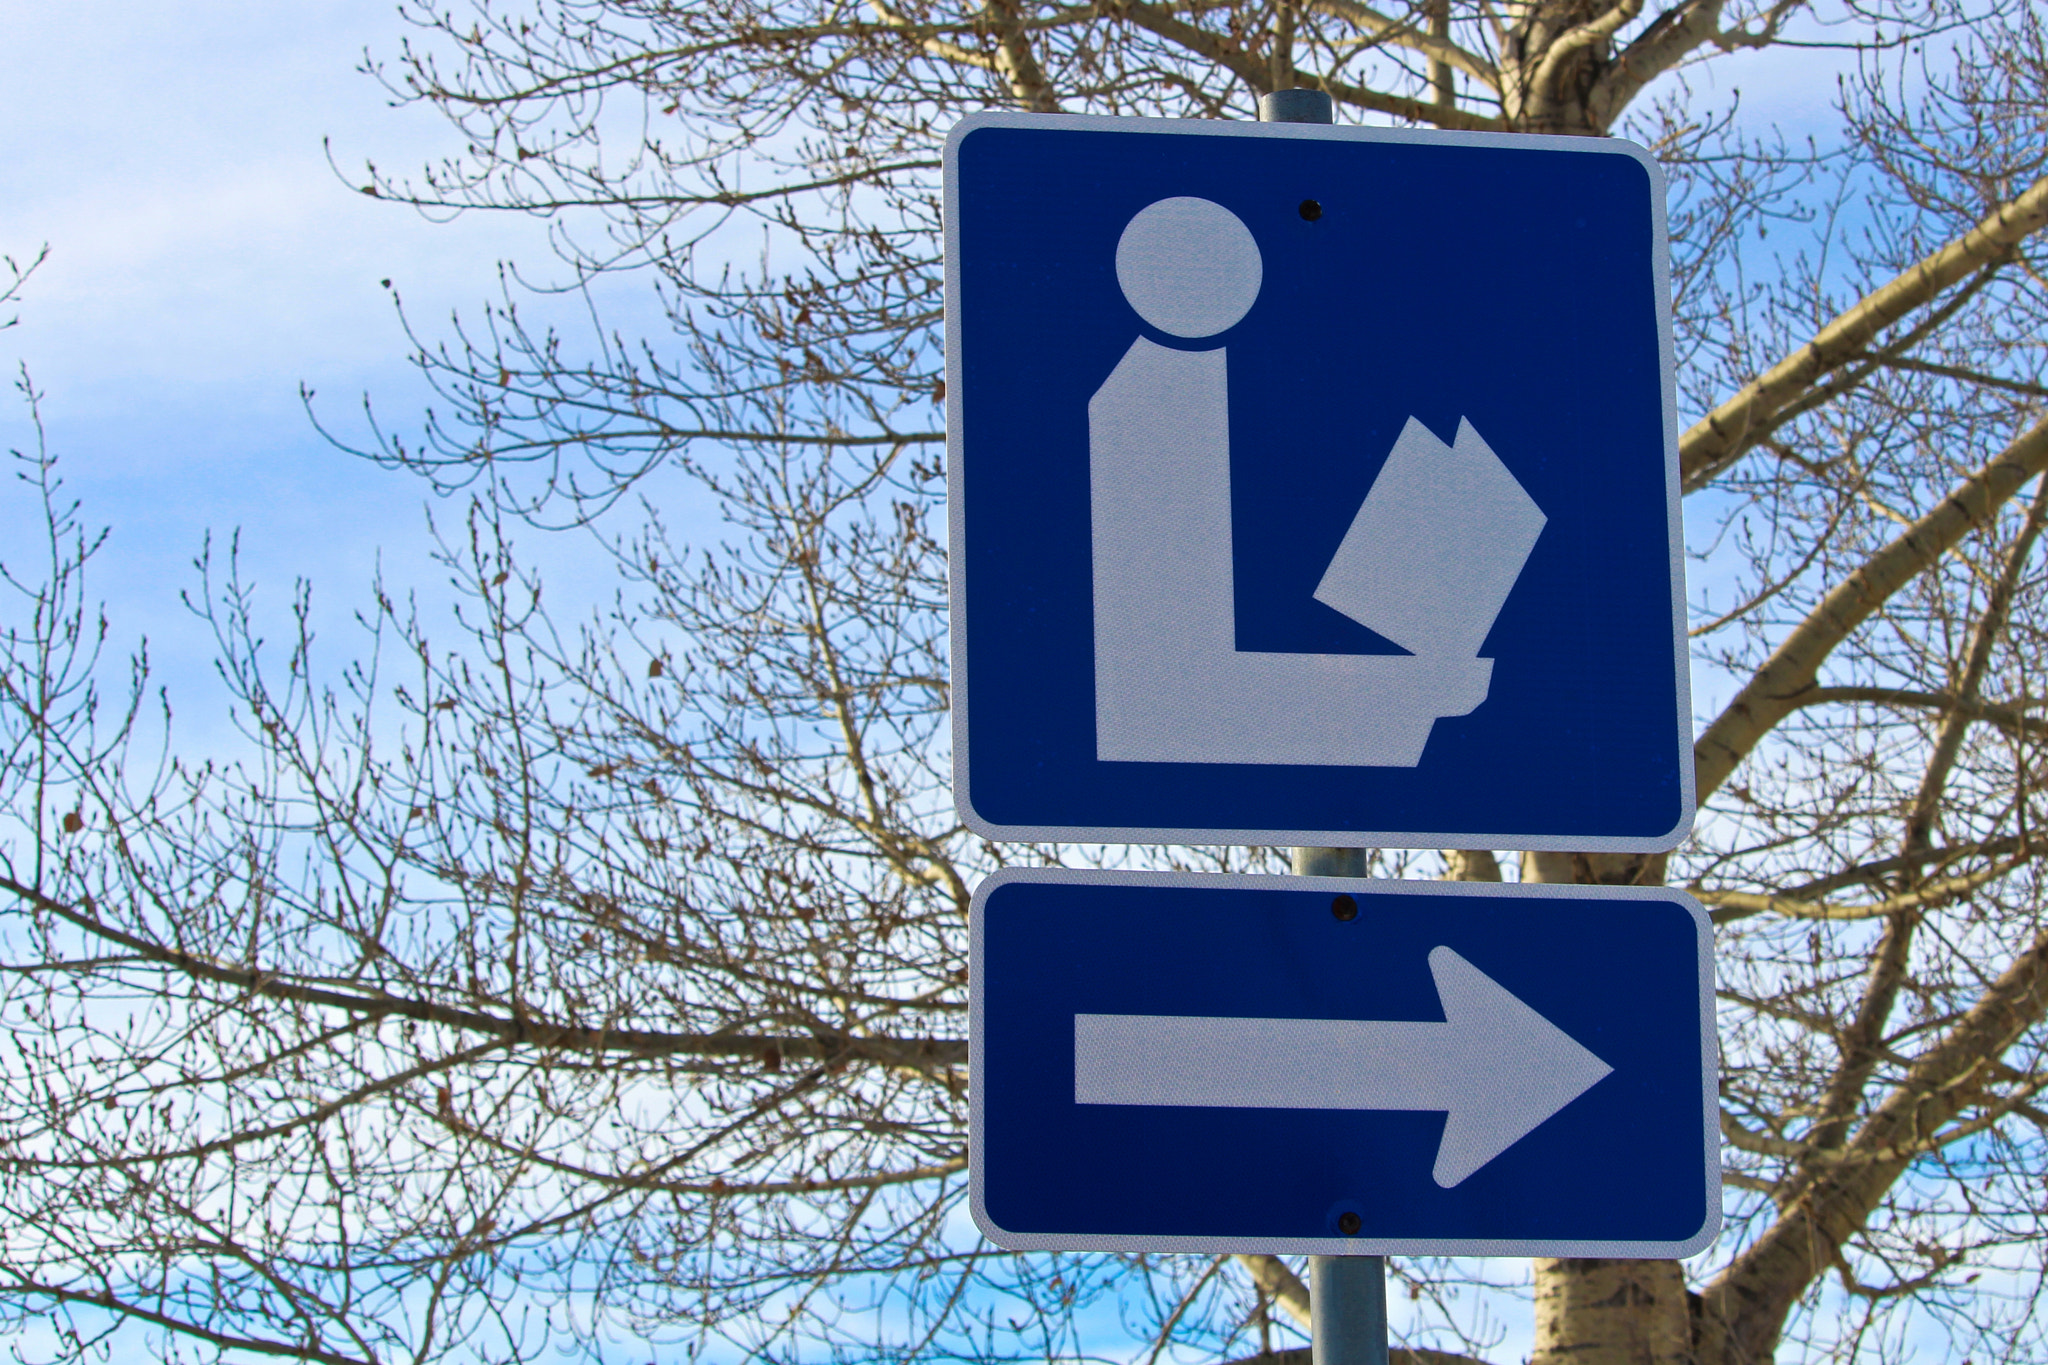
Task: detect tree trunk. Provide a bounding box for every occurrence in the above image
[1506,0,1704,1333]
[1521,852,1695,1364]
[1533,1259,1696,1365]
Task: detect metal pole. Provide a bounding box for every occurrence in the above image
[1312,1255,1390,1365]
[1294,841,1391,1365]
[1260,81,1390,1365]
[1258,88,1335,124]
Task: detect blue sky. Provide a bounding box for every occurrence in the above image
[0,1,665,756]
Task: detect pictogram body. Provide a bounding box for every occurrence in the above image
[1089,196,1546,766]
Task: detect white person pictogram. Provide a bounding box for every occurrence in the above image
[1088,195,1548,766]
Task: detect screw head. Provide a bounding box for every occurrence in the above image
[1338,1211,1363,1235]
[1298,198,1324,221]
[1331,894,1358,921]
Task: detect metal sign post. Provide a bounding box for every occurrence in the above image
[1291,843,1386,1363]
[1294,850,1391,1365]
[1265,82,1391,1365]
[1314,1255,1390,1365]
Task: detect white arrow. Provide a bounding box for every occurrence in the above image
[1073,946,1612,1187]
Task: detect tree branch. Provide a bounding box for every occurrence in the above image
[1696,858,2026,924]
[1694,414,2048,802]
[1700,919,2048,1361]
[1107,0,1503,128]
[0,875,965,1073]
[1214,1350,1494,1365]
[1680,171,2048,492]
[1588,0,1726,125]
[1530,0,1644,109]
[1307,0,1499,84]
[1901,476,2048,849]
[1778,685,2048,738]
[1234,1253,1312,1330]
[0,1276,371,1365]
[985,0,1062,109]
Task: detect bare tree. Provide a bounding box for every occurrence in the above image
[5,0,2048,1361]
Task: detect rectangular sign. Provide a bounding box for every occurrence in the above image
[971,869,1719,1257]
[945,113,1692,850]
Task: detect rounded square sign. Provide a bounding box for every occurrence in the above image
[945,114,1693,850]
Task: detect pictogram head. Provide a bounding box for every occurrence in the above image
[1114,197,1262,339]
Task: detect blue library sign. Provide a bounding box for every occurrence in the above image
[945,114,1692,850]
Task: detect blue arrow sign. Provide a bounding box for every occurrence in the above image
[944,114,1692,850]
[971,870,1719,1257]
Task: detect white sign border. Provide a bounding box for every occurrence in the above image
[943,112,1696,852]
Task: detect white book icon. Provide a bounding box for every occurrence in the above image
[1316,416,1548,662]
[1090,197,1546,768]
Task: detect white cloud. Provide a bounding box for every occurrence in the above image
[0,1,679,755]
[0,1,576,397]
